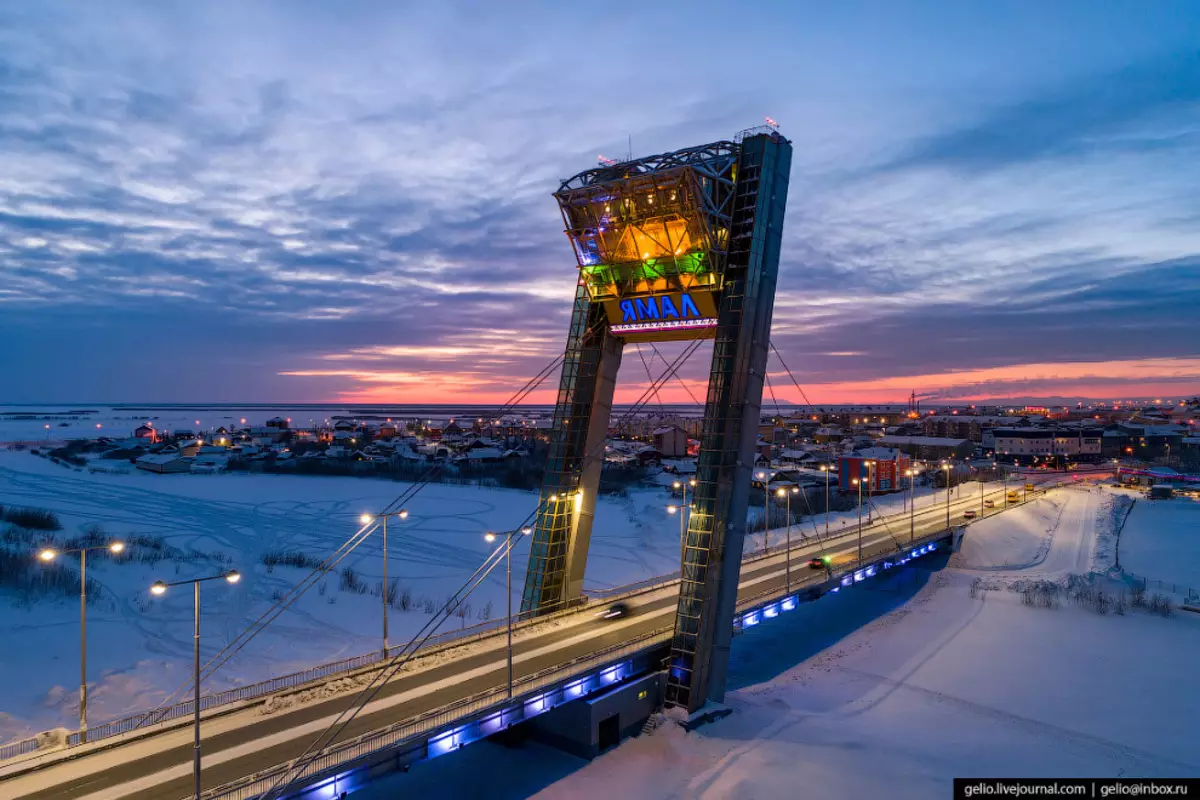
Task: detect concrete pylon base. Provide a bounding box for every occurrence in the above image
[682,701,733,731]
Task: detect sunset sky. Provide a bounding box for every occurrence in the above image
[1,1,1198,405]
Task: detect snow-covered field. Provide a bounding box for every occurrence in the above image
[1116,491,1200,593]
[364,483,1200,799]
[0,449,683,742]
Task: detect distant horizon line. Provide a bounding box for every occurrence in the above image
[2,396,1193,411]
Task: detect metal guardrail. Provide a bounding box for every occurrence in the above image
[0,737,40,763]
[53,597,591,750]
[201,627,674,800]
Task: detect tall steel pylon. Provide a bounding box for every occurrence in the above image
[522,129,792,712]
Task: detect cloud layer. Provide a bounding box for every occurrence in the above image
[1,2,1198,404]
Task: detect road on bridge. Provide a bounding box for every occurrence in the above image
[2,480,1048,800]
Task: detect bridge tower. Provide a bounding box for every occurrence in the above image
[522,129,792,713]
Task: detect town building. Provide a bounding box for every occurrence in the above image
[652,425,689,458]
[135,454,191,474]
[992,427,1102,463]
[838,448,910,494]
[877,435,974,462]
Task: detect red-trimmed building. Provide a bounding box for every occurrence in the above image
[838,447,910,494]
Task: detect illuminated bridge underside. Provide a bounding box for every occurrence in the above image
[522,131,792,714]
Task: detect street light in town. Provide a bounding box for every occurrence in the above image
[905,469,917,543]
[359,509,409,659]
[777,486,799,592]
[851,477,863,565]
[485,527,530,699]
[36,540,126,741]
[818,465,831,536]
[149,569,240,800]
[671,479,694,564]
[755,470,772,553]
[864,460,875,523]
[942,463,952,530]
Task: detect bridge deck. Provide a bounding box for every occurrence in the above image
[2,484,1039,800]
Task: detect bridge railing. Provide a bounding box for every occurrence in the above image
[0,737,40,763]
[200,626,674,800]
[50,597,591,751]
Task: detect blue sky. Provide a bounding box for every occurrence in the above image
[1,1,1198,404]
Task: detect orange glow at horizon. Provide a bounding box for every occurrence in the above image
[283,355,1200,405]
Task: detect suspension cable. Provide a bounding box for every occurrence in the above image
[769,340,813,408]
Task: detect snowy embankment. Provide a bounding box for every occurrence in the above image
[360,482,1200,800]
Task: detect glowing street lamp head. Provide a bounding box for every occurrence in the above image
[109,542,125,554]
[225,570,241,584]
[673,481,682,489]
[776,488,786,498]
[689,478,696,487]
[484,532,497,543]
[666,504,678,515]
[360,513,373,525]
[38,548,56,562]
[851,478,860,486]
[791,486,799,494]
[521,527,533,535]
[756,472,765,480]
[150,581,167,596]
[398,509,409,520]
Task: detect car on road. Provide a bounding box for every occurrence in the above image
[963,510,978,519]
[808,557,827,570]
[983,499,996,508]
[597,601,631,621]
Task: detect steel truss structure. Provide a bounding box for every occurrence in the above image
[522,132,792,713]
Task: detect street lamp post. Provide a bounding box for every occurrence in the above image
[819,465,830,536]
[776,486,799,592]
[360,509,409,659]
[905,469,916,543]
[756,471,771,553]
[37,540,126,741]
[150,570,241,800]
[980,468,985,516]
[486,528,530,699]
[865,461,875,523]
[852,477,863,565]
[942,464,952,530]
[672,479,694,562]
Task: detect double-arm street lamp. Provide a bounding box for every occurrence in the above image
[775,486,799,592]
[865,460,875,523]
[484,526,532,699]
[150,570,241,800]
[359,509,409,658]
[851,477,863,564]
[818,465,831,536]
[37,541,126,741]
[905,469,918,543]
[755,470,772,553]
[942,463,953,530]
